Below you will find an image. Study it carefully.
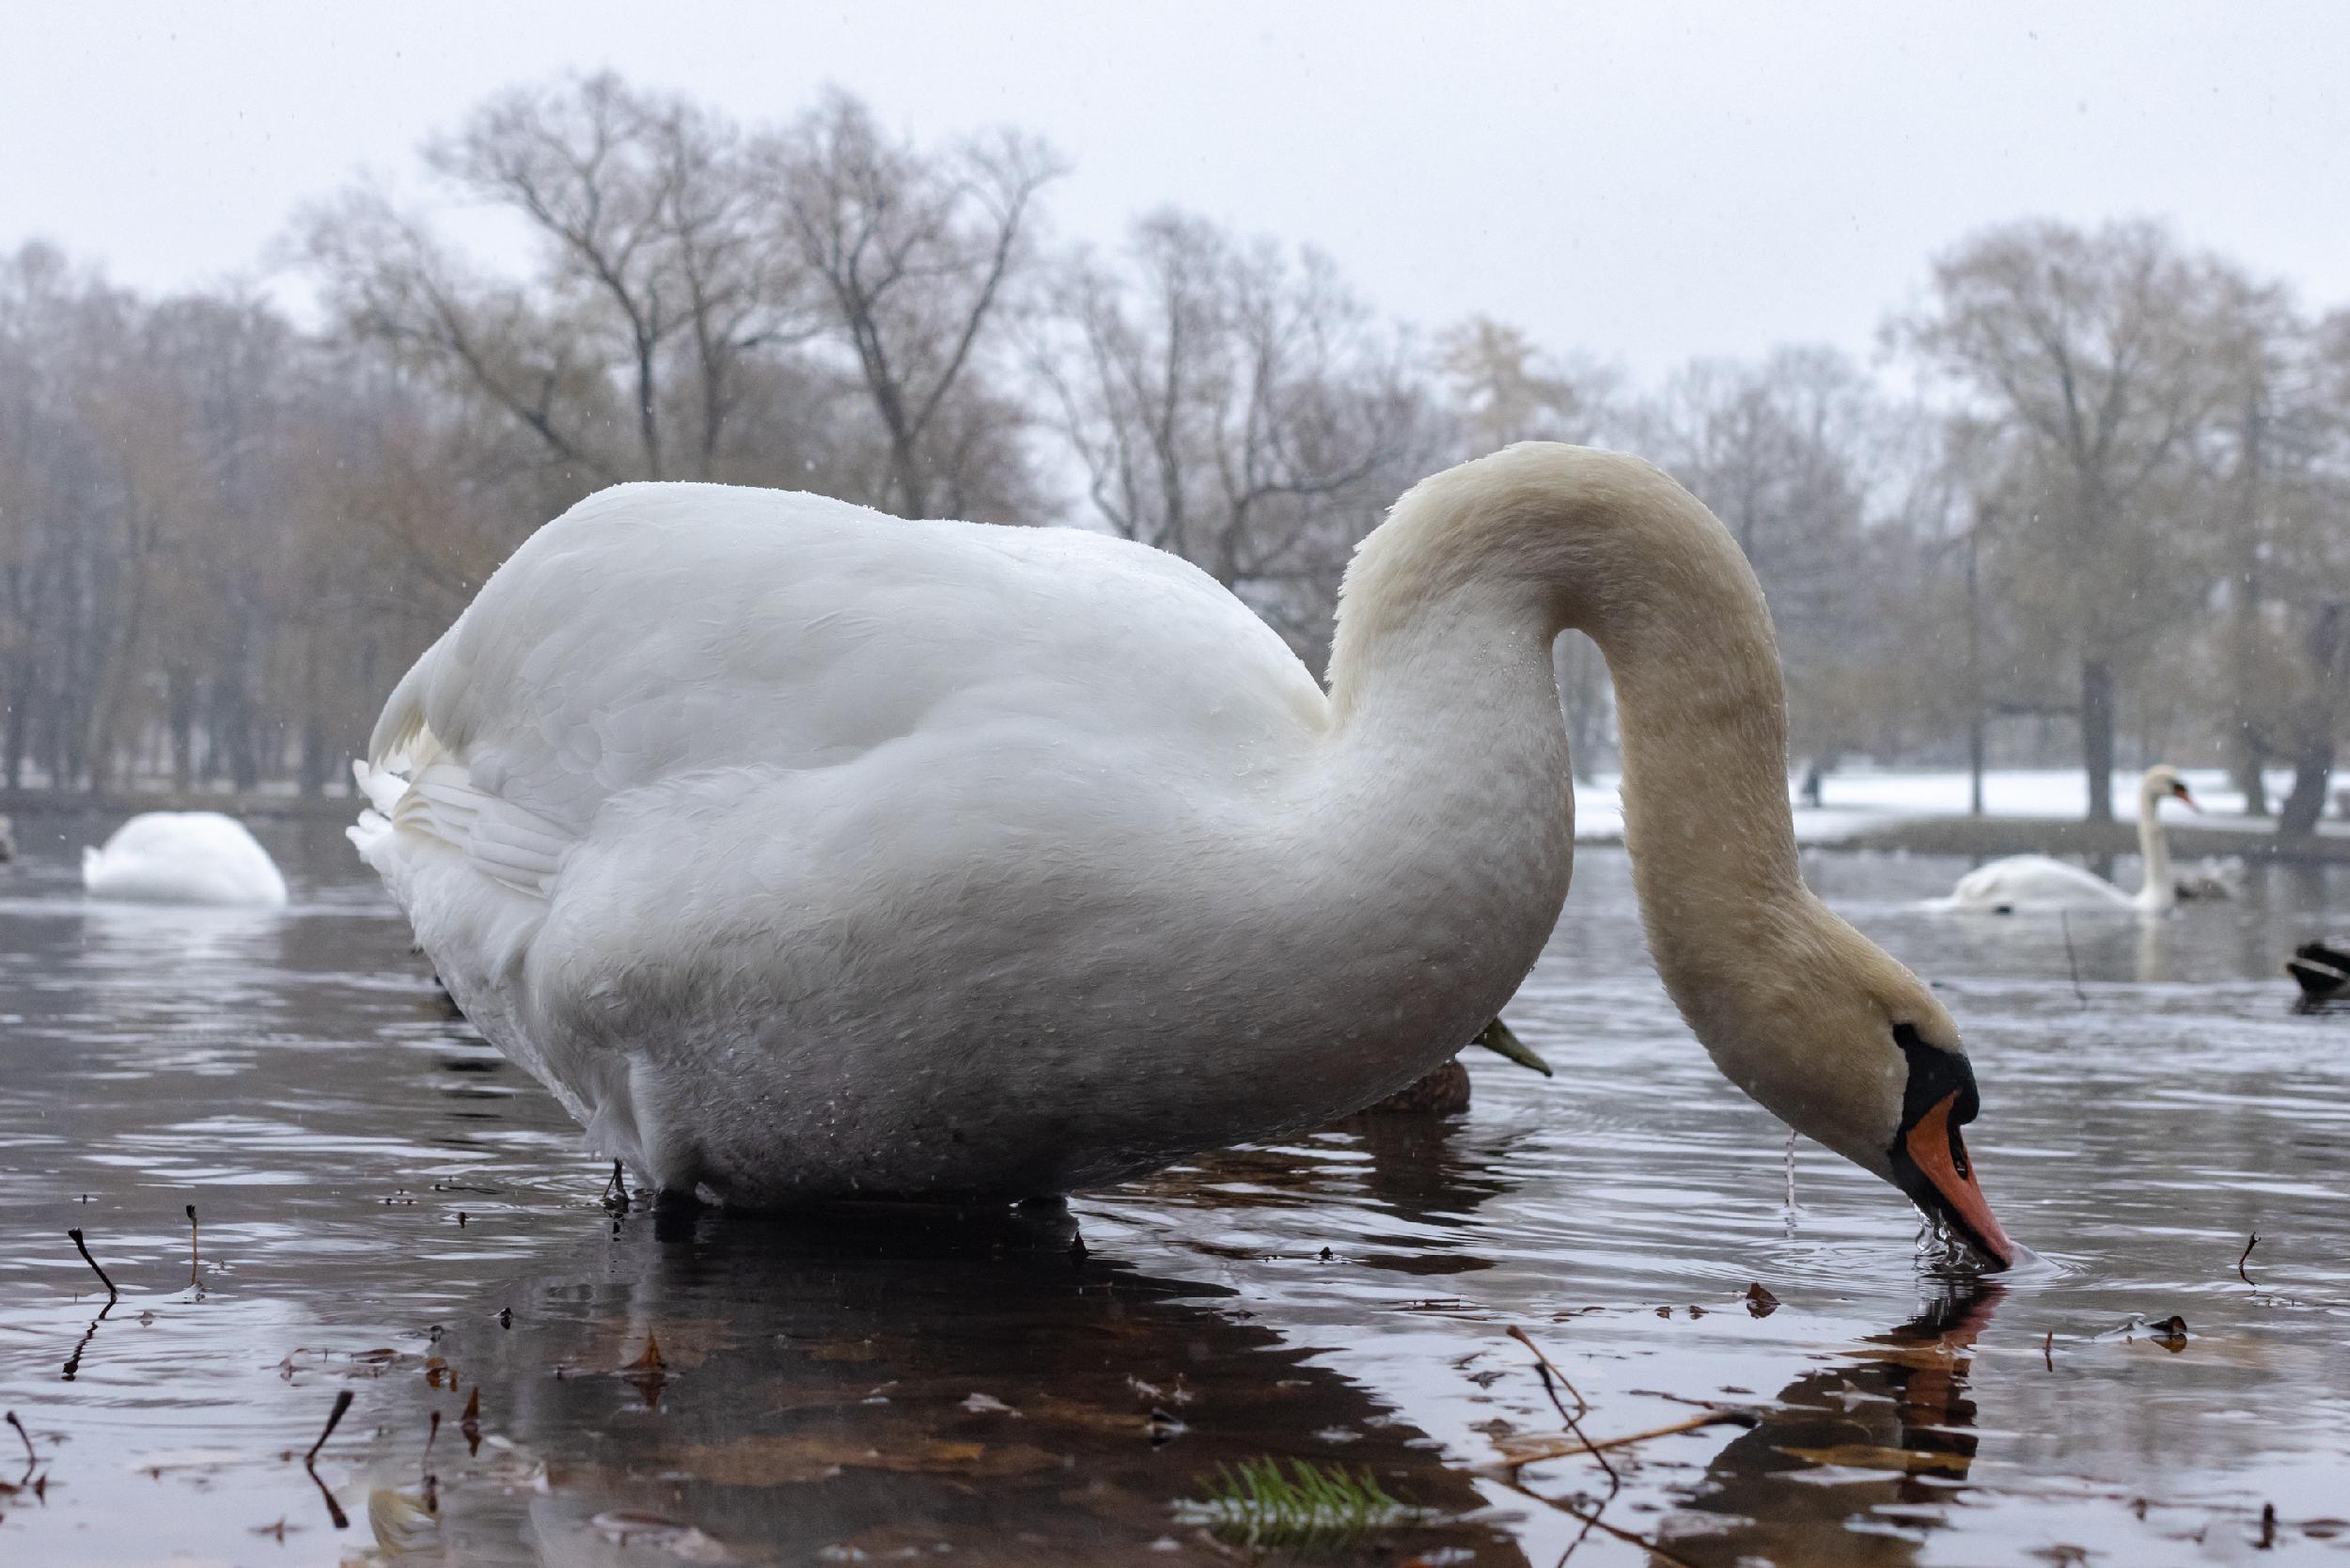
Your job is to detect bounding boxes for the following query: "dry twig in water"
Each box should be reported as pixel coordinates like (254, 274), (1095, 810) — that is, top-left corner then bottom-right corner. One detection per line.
(306, 1389), (353, 1466)
(1506, 1324), (1611, 1483)
(67, 1229), (117, 1301)
(304, 1389), (355, 1531)
(1484, 1407), (1757, 1468)
(2238, 1232), (2260, 1285)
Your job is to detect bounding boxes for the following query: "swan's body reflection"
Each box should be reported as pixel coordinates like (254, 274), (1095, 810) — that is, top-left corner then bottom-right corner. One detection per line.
(1654, 1284), (1999, 1567)
(346, 1163), (1532, 1565)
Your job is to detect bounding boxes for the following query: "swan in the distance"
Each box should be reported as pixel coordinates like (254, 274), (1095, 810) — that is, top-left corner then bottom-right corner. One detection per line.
(351, 445), (2013, 1268)
(1946, 766), (2197, 915)
(83, 811), (288, 906)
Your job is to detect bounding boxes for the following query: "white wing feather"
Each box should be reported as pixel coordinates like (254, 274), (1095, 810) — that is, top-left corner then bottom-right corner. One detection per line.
(349, 482), (1332, 1168)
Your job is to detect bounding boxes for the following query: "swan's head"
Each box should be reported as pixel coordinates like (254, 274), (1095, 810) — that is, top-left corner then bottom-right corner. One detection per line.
(1670, 900), (2013, 1270)
(2142, 764), (2198, 813)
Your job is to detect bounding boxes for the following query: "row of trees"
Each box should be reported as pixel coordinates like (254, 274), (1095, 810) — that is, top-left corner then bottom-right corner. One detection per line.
(3, 74), (2344, 828)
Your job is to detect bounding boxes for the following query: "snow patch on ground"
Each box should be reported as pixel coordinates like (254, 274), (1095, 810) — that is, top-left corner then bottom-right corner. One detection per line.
(1571, 766), (2350, 844)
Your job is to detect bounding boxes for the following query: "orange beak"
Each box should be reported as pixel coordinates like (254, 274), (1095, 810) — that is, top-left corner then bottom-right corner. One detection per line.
(2172, 783), (2201, 813)
(1904, 1090), (2014, 1270)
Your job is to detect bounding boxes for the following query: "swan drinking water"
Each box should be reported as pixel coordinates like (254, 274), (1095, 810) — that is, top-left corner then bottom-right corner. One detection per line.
(1946, 765), (2197, 915)
(350, 445), (2012, 1267)
(83, 811), (289, 906)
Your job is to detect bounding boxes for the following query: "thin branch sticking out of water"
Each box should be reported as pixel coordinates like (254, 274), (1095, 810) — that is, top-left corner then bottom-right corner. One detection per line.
(186, 1205), (199, 1289)
(67, 1229), (117, 1301)
(306, 1388), (353, 1466)
(6, 1411), (34, 1471)
(2238, 1232), (2260, 1285)
(2060, 913), (2088, 1008)
(303, 1388), (355, 1531)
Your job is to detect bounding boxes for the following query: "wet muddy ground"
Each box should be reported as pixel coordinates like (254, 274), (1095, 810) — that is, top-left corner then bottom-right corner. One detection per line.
(2, 813), (2347, 1564)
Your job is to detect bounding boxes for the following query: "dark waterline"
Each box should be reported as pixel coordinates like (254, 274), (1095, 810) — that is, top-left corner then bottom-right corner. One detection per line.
(1, 816), (2347, 1563)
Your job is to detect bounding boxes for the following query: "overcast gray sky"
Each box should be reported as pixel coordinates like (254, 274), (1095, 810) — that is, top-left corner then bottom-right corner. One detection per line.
(5, 0), (2344, 380)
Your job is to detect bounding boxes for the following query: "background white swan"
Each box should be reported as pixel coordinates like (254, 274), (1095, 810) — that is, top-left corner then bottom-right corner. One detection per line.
(352, 445), (2011, 1265)
(83, 811), (289, 906)
(1945, 765), (2196, 915)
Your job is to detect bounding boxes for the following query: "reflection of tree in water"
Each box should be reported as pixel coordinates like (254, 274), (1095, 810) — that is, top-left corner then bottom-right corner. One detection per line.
(1653, 1283), (2000, 1568)
(352, 1204), (1530, 1567)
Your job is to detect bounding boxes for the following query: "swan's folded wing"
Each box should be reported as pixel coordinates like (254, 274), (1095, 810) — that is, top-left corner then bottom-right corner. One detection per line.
(374, 755), (572, 899)
(361, 480), (1328, 860)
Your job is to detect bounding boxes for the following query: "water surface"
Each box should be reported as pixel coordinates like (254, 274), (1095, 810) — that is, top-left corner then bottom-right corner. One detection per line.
(1, 815), (2346, 1564)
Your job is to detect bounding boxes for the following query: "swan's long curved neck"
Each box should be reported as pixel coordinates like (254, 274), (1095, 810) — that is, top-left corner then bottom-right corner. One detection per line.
(1325, 447), (1810, 1036)
(2135, 781), (2177, 913)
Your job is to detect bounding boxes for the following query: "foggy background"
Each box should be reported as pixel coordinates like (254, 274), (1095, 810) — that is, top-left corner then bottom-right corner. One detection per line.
(2, 2), (2344, 829)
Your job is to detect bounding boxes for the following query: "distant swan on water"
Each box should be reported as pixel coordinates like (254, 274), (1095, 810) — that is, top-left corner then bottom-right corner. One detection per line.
(1944, 765), (2197, 916)
(349, 445), (2013, 1267)
(82, 811), (289, 907)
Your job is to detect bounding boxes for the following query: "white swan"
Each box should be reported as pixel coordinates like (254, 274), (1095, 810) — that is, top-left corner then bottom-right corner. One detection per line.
(350, 445), (2012, 1266)
(1946, 766), (2196, 916)
(82, 811), (289, 906)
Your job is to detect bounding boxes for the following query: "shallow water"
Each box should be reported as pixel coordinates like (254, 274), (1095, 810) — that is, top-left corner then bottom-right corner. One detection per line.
(1, 813), (2346, 1565)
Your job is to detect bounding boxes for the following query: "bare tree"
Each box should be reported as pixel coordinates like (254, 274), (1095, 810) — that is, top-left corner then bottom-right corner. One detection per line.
(2263, 307), (2350, 835)
(758, 91), (1062, 518)
(1895, 219), (2234, 819)
(1637, 346), (1888, 763)
(1041, 210), (1445, 664)
(302, 73), (816, 498)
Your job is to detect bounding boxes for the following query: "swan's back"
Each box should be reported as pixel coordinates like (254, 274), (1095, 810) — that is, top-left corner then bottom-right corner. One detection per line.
(1948, 853), (2132, 913)
(373, 483), (1327, 826)
(83, 812), (288, 906)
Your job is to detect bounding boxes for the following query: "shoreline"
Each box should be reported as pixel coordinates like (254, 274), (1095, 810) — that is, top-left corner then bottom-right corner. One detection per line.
(1574, 812), (2350, 864)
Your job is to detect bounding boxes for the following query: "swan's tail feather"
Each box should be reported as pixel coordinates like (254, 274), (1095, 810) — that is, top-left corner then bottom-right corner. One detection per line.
(348, 755), (401, 864)
(349, 726), (568, 901)
(353, 757), (406, 814)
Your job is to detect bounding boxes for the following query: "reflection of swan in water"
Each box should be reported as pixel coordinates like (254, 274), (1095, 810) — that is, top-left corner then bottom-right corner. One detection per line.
(1099, 1094), (1527, 1277)
(77, 899), (285, 984)
(1944, 767), (2195, 915)
(81, 811), (288, 906)
(70, 901), (290, 1068)
(337, 1209), (1533, 1566)
(1656, 1283), (2000, 1567)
